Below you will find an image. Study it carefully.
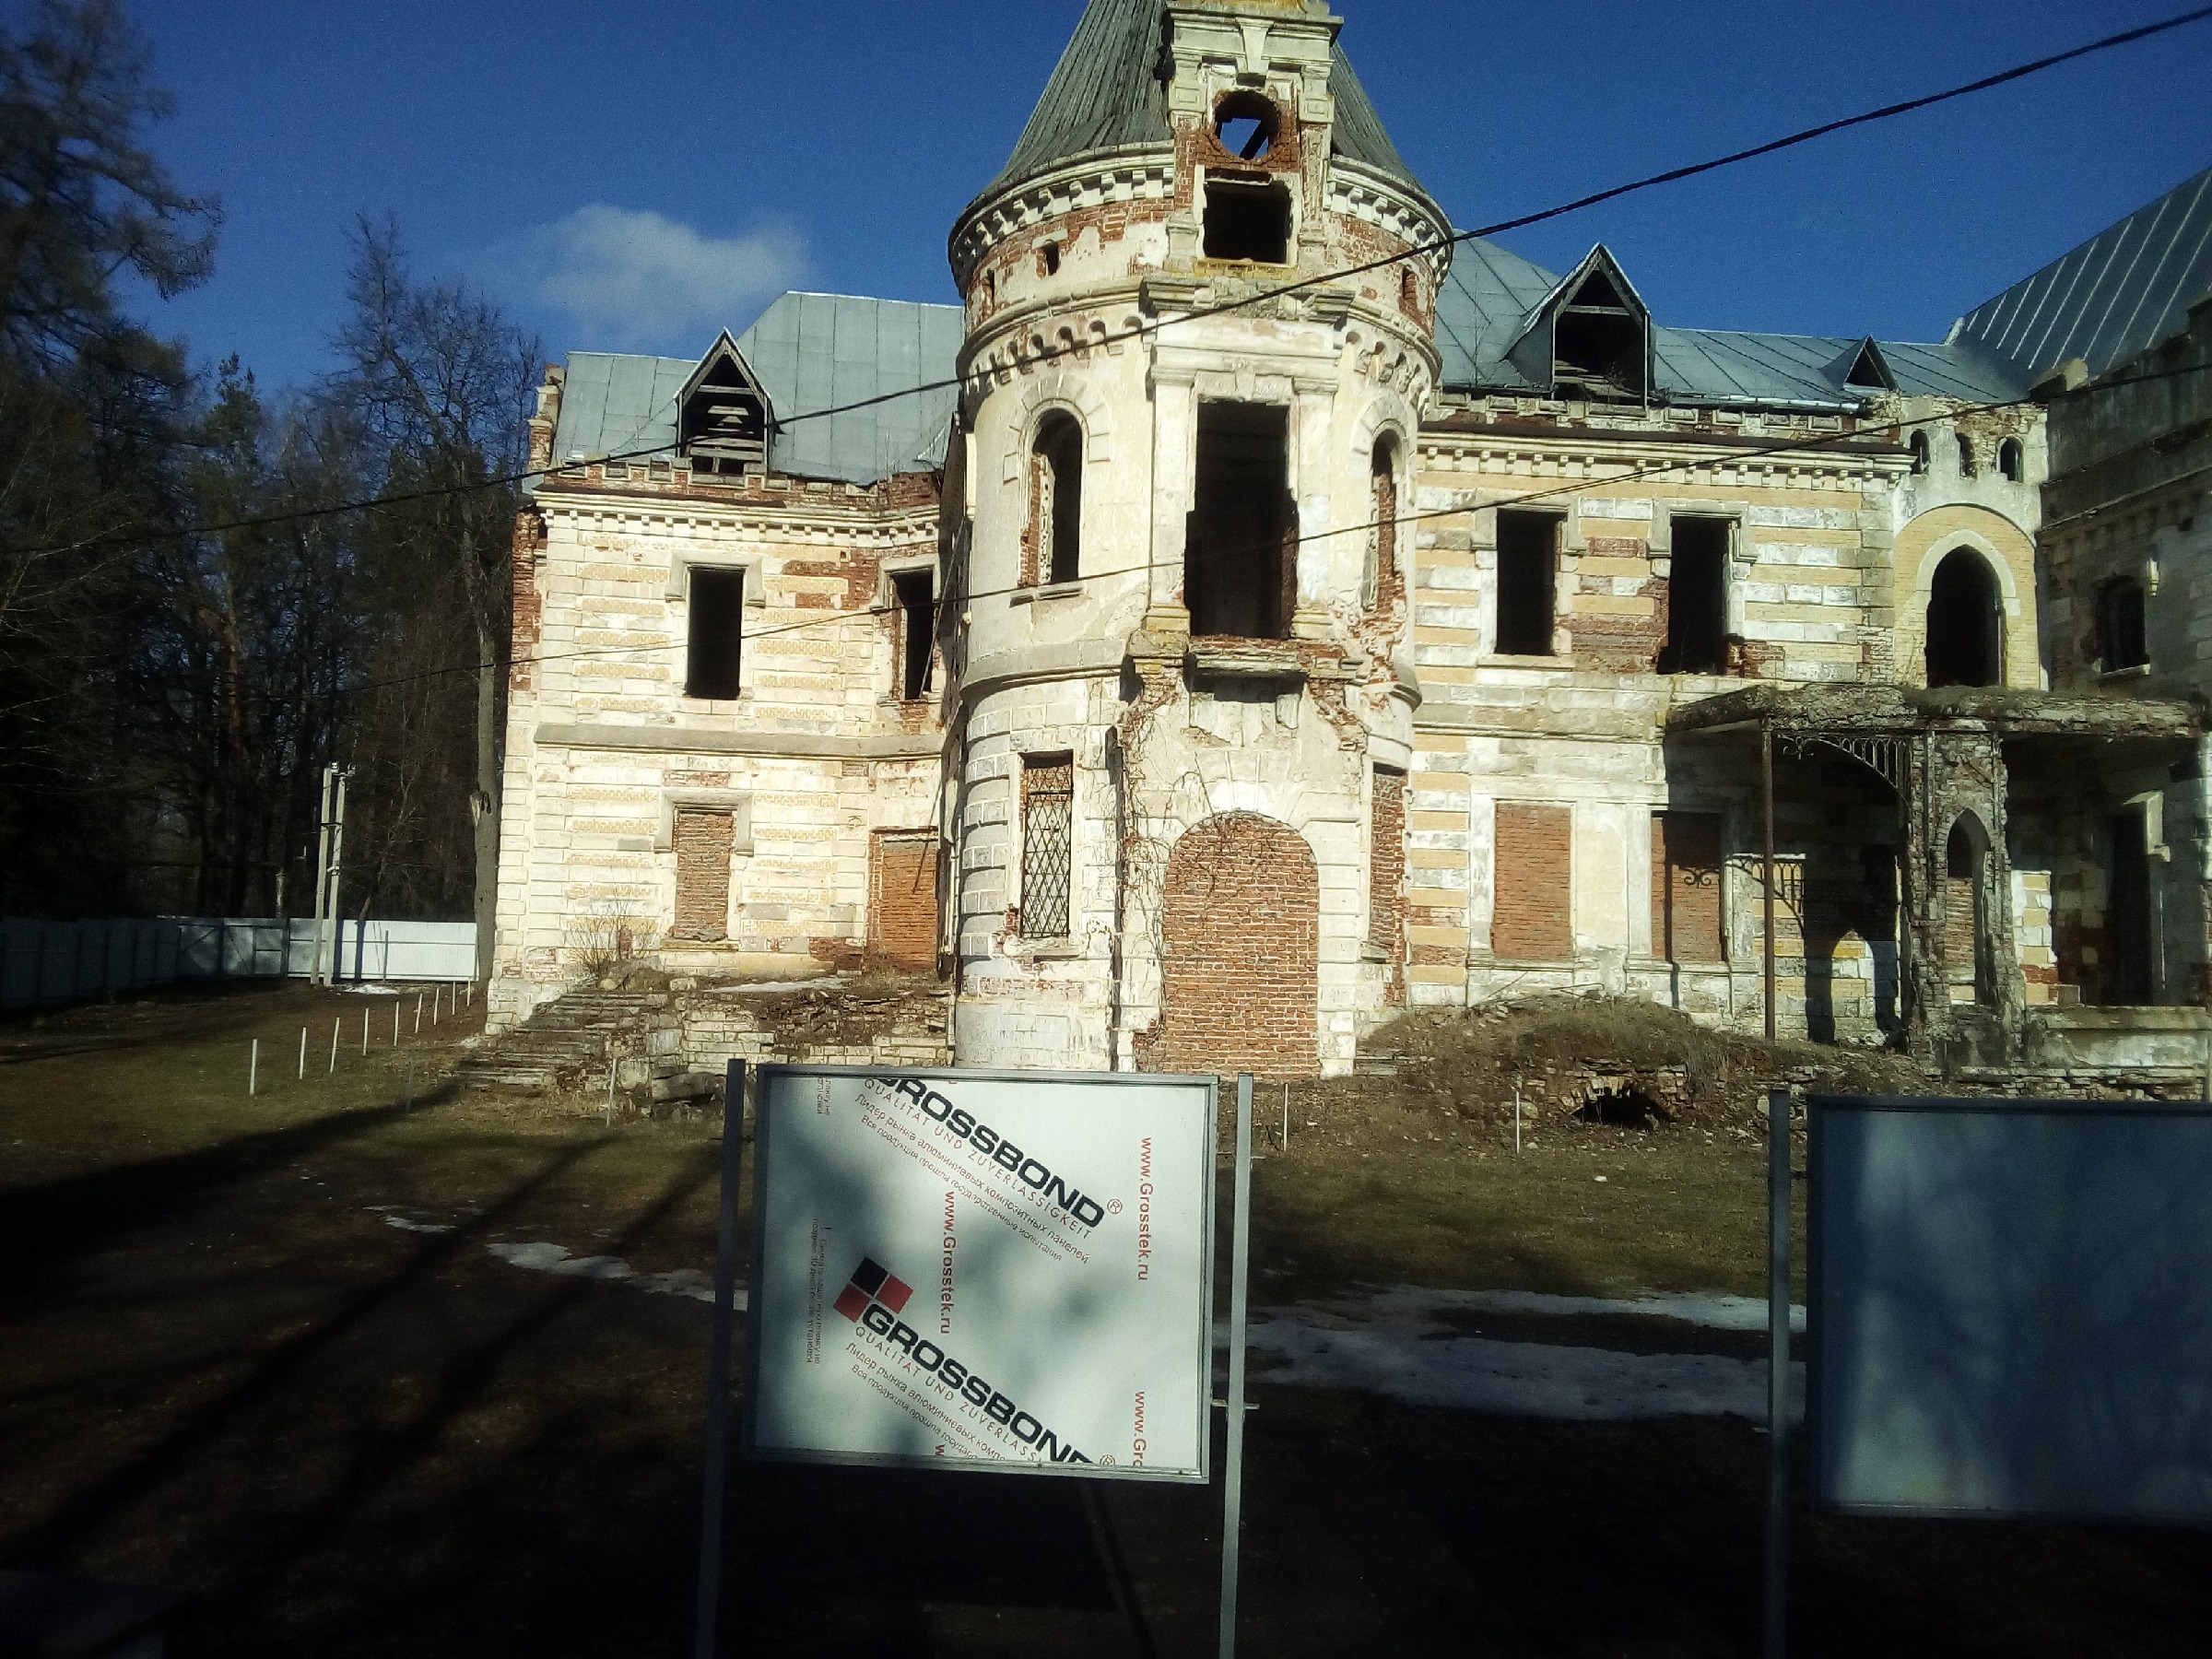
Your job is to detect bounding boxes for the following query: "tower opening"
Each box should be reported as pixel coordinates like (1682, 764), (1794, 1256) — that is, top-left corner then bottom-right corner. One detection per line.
(1187, 402), (1293, 640)
(1204, 177), (1290, 264)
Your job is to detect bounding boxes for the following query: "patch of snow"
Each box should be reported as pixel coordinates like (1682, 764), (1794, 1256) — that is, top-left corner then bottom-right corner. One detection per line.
(710, 979), (837, 994)
(486, 1241), (745, 1309)
(382, 1216), (454, 1235)
(339, 983), (406, 996)
(1389, 1286), (1806, 1335)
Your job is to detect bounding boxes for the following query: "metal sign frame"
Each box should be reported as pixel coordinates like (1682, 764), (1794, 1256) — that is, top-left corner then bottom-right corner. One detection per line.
(737, 1063), (1221, 1485)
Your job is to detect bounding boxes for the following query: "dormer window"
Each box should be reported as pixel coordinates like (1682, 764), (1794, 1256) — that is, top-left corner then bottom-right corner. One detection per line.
(678, 332), (771, 477)
(1554, 267), (1645, 401)
(1204, 176), (1291, 264)
(1839, 337), (1897, 392)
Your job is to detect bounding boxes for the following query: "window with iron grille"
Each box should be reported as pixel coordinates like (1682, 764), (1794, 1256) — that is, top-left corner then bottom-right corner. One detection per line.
(1020, 755), (1074, 939)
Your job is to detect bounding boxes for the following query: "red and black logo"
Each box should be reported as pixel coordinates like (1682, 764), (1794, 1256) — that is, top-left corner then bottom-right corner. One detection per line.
(832, 1255), (1088, 1466)
(833, 1256), (913, 1324)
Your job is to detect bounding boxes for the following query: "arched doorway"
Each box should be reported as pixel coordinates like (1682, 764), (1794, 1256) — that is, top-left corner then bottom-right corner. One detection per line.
(1925, 548), (2003, 687)
(1147, 812), (1319, 1077)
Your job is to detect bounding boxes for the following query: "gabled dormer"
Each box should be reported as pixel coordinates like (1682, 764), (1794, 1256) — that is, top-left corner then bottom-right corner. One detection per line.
(1508, 246), (1652, 403)
(679, 331), (772, 477)
(1830, 335), (1898, 393)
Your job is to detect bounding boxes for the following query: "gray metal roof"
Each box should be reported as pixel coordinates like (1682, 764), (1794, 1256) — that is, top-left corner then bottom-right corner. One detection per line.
(1436, 234), (2027, 409)
(547, 293), (963, 487)
(1950, 165), (2212, 382)
(974, 0), (1423, 205)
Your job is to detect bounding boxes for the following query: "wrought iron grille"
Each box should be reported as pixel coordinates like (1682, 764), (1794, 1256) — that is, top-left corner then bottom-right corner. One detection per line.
(1021, 758), (1074, 939)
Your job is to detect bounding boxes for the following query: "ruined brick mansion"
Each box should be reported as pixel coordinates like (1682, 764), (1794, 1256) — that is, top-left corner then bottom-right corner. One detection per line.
(488, 0), (2212, 1087)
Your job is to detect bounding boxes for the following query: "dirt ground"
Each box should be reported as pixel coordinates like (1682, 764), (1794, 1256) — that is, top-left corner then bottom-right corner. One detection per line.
(1, 984), (2206, 1656)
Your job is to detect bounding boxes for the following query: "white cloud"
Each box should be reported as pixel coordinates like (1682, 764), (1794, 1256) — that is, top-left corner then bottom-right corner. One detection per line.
(511, 204), (805, 350)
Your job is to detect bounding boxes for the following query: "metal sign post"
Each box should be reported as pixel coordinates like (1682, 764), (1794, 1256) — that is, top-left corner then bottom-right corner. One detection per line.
(1764, 1085), (1791, 1659)
(694, 1059), (747, 1659)
(1218, 1071), (1253, 1659)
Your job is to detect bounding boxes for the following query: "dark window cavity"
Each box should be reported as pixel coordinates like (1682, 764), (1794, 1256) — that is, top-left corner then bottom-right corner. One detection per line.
(1494, 511), (1559, 656)
(1553, 267), (1645, 401)
(1924, 547), (2001, 688)
(1039, 241), (1060, 276)
(2097, 576), (2148, 672)
(1020, 755), (1074, 940)
(1909, 431), (1930, 475)
(1203, 177), (1291, 264)
(1187, 402), (1293, 639)
(1956, 432), (1977, 477)
(892, 569), (934, 700)
(684, 566), (745, 700)
(1213, 91), (1278, 161)
(1998, 437), (2024, 482)
(2102, 806), (2155, 1005)
(1658, 517), (1729, 675)
(1032, 412), (1083, 584)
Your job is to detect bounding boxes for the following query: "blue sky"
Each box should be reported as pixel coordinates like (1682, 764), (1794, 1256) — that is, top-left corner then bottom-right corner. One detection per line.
(131, 0), (2212, 389)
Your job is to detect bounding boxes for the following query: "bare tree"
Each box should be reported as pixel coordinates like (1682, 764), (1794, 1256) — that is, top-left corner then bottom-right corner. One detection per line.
(326, 218), (539, 976)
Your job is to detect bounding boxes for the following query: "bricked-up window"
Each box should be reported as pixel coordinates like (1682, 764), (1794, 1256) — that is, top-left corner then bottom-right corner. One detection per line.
(671, 810), (735, 942)
(892, 569), (934, 700)
(1019, 755), (1074, 939)
(868, 830), (941, 971)
(1651, 812), (1725, 962)
(2097, 576), (2147, 672)
(1368, 768), (1407, 964)
(1188, 402), (1293, 639)
(1492, 803), (1572, 960)
(1030, 413), (1082, 584)
(684, 567), (745, 699)
(1364, 435), (1400, 609)
(1495, 512), (1559, 656)
(1203, 177), (1290, 263)
(1658, 517), (1729, 675)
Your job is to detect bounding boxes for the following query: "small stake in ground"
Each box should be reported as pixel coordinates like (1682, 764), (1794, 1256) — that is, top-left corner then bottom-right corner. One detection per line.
(414, 994), (422, 1034)
(361, 1009), (370, 1057)
(328, 1018), (340, 1077)
(249, 1039), (258, 1096)
(297, 1027), (306, 1081)
(1514, 1083), (1524, 1153)
(394, 1001), (400, 1046)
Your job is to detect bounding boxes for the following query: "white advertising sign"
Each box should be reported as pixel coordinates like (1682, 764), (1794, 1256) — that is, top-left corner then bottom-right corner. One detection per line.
(743, 1065), (1218, 1482)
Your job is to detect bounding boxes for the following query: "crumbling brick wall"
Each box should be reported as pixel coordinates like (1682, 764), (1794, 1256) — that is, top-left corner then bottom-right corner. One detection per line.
(1369, 769), (1407, 1002)
(1147, 812), (1318, 1077)
(1492, 803), (1573, 959)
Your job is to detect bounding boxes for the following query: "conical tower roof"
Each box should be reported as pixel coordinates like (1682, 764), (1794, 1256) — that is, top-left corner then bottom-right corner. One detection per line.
(980, 0), (1423, 201)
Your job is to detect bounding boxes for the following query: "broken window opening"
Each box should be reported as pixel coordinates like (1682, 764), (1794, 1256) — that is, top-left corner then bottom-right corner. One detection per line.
(684, 566), (745, 700)
(1924, 547), (2002, 688)
(1213, 91), (1279, 161)
(1553, 269), (1645, 401)
(1365, 433), (1400, 610)
(1909, 431), (1930, 475)
(2097, 576), (2148, 672)
(1203, 176), (1291, 264)
(1998, 437), (2024, 482)
(2102, 805), (2156, 1005)
(1019, 755), (1074, 941)
(1039, 241), (1060, 276)
(1494, 511), (1559, 656)
(1187, 401), (1294, 639)
(1030, 412), (1083, 585)
(1657, 517), (1730, 675)
(1943, 818), (1994, 1007)
(1956, 432), (1977, 477)
(892, 569), (935, 700)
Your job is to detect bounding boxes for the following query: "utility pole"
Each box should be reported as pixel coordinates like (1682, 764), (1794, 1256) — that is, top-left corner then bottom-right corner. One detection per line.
(309, 765), (337, 987)
(327, 768), (352, 985)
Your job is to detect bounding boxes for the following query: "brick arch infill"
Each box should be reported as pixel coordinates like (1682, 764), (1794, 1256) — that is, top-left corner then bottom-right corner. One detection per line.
(1141, 811), (1321, 1079)
(996, 369), (1115, 483)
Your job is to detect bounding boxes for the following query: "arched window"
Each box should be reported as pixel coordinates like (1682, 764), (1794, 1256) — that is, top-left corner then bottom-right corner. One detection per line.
(1956, 432), (1977, 478)
(1944, 815), (1994, 1006)
(1909, 431), (1930, 475)
(1028, 412), (1083, 585)
(1925, 547), (2003, 688)
(1365, 433), (1400, 609)
(1998, 438), (2024, 482)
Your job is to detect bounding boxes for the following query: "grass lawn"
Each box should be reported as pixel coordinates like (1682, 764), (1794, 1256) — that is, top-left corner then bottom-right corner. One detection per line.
(0, 984), (2204, 1656)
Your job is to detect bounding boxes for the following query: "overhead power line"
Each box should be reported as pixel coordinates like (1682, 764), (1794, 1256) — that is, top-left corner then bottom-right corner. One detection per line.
(14, 3), (2207, 564)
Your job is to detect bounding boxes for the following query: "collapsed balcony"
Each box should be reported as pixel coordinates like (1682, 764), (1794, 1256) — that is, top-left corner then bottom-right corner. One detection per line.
(1665, 683), (2207, 1081)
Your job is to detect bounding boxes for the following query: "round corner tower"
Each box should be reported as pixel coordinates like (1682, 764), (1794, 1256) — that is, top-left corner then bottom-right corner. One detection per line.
(942, 0), (1452, 1077)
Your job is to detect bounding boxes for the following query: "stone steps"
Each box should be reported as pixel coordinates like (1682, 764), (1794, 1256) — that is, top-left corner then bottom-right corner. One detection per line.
(453, 990), (666, 1090)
